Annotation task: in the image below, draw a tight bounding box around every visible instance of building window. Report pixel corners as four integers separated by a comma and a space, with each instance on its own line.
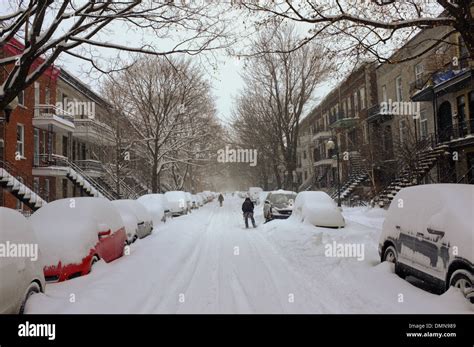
62, 179, 68, 198
347, 97, 352, 113
34, 128, 40, 166
18, 90, 25, 106
42, 130, 47, 155
399, 119, 408, 143
16, 124, 25, 158
44, 179, 50, 202
396, 76, 403, 102
420, 110, 428, 139
362, 122, 369, 144
303, 150, 307, 159
33, 177, 40, 194
353, 91, 358, 113
45, 87, 51, 105
382, 85, 387, 102
360, 87, 366, 109
414, 63, 424, 85
457, 95, 466, 136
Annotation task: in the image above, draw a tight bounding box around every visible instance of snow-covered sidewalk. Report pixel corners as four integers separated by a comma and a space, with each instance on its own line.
27, 197, 473, 314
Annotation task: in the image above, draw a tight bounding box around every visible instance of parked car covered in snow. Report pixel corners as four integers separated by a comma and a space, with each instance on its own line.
291, 191, 345, 228
29, 197, 127, 282
137, 193, 171, 225
185, 192, 193, 211
0, 208, 45, 314
165, 191, 188, 216
112, 200, 153, 243
264, 190, 297, 222
379, 184, 473, 302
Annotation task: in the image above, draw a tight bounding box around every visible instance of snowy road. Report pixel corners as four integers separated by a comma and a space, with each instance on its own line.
27, 196, 473, 314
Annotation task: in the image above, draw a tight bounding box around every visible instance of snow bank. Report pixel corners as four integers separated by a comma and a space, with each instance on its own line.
29, 197, 124, 266
291, 191, 345, 228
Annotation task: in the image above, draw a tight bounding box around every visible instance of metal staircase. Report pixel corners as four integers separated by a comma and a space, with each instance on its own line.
0, 161, 47, 211
375, 141, 449, 207
101, 164, 140, 199
331, 151, 368, 201
65, 160, 115, 200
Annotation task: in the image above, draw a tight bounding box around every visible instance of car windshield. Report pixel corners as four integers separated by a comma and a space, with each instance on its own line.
270, 193, 296, 204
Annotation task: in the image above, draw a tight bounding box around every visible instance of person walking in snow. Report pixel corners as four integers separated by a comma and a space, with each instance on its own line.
242, 197, 256, 228
218, 193, 224, 207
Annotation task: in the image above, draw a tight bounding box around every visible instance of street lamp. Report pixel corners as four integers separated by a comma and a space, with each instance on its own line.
326, 137, 341, 207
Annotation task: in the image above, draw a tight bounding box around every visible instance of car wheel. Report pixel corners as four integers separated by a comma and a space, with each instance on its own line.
450, 270, 473, 302
19, 282, 41, 314
90, 255, 99, 271
383, 246, 405, 278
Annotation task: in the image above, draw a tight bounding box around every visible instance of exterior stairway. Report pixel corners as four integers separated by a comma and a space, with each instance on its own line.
331, 151, 368, 201
331, 172, 369, 200
375, 143, 449, 207
0, 161, 47, 211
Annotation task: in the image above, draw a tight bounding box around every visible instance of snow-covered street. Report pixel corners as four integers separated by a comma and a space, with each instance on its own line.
26, 196, 473, 314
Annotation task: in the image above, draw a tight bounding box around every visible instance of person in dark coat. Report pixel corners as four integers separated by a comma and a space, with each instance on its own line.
241, 197, 256, 228
218, 193, 224, 207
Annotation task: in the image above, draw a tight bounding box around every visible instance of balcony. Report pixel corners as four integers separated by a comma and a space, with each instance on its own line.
33, 105, 75, 133
73, 118, 115, 146
32, 154, 70, 177
329, 111, 358, 129
312, 130, 332, 142
73, 159, 105, 177
412, 68, 473, 102
436, 119, 474, 146
367, 104, 394, 124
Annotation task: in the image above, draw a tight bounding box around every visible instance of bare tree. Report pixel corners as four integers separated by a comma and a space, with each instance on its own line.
104, 56, 219, 193
0, 0, 230, 109
233, 23, 328, 190
244, 1, 473, 65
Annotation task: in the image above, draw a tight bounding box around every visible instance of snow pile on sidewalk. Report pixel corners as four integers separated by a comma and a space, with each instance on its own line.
259, 206, 472, 314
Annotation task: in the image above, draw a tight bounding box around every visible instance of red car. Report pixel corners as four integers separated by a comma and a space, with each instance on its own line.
30, 197, 127, 282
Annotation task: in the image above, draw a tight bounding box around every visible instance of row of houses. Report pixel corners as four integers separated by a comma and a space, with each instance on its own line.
296, 24, 473, 206
0, 39, 148, 215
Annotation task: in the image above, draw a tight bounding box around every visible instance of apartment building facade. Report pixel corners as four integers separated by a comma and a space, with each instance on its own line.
298, 61, 378, 199
1, 39, 146, 214
297, 23, 473, 205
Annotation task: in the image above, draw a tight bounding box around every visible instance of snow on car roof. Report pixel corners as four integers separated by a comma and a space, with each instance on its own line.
386, 184, 474, 258
270, 189, 297, 195
29, 197, 124, 266
164, 191, 186, 200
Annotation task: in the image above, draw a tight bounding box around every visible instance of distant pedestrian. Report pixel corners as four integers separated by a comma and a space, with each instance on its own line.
218, 193, 224, 207
241, 197, 256, 228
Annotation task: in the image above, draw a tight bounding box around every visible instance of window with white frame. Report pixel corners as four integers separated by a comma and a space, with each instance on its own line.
420, 109, 428, 139
414, 63, 424, 85
382, 85, 387, 102
16, 124, 25, 157
360, 87, 366, 109
353, 91, 358, 112
396, 76, 403, 102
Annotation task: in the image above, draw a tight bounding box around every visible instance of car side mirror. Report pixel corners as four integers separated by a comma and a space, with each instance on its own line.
265, 200, 270, 204
98, 223, 111, 239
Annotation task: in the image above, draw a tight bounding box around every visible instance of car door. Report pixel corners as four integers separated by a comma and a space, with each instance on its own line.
412, 226, 448, 281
